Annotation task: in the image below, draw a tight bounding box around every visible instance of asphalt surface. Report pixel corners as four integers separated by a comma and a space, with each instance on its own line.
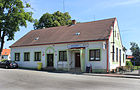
0, 68, 140, 90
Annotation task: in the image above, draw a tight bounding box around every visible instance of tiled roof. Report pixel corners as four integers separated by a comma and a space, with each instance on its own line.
10, 18, 116, 47
126, 55, 133, 59
1, 49, 10, 56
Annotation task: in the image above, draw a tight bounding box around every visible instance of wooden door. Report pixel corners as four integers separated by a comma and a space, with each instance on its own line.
75, 53, 81, 67
47, 54, 53, 67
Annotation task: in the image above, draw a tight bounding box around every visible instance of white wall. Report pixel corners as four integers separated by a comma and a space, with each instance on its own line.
11, 41, 107, 71
85, 42, 107, 70
109, 19, 126, 71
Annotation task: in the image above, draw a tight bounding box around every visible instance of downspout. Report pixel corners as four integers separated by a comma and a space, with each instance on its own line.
106, 40, 109, 72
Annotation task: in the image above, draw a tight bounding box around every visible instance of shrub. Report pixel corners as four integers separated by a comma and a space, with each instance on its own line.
126, 61, 133, 66
0, 59, 8, 62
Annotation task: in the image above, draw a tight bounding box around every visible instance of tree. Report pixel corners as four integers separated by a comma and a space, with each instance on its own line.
0, 0, 33, 58
33, 11, 72, 29
130, 42, 140, 66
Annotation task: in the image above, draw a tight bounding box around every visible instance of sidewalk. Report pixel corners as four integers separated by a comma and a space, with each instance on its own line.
84, 70, 140, 79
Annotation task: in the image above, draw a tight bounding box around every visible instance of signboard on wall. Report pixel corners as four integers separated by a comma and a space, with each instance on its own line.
67, 43, 88, 49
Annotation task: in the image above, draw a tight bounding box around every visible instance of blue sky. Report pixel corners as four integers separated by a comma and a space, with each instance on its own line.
4, 0, 140, 54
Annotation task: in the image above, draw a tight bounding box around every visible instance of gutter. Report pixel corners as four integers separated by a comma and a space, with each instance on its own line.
10, 39, 107, 48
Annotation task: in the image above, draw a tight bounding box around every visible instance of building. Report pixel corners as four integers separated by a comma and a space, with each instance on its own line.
1, 49, 11, 60
126, 55, 133, 62
10, 18, 126, 72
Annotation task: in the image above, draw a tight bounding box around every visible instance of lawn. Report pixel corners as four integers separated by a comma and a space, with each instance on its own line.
133, 66, 140, 70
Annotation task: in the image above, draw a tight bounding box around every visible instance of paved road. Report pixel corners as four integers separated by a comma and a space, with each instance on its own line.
0, 68, 140, 90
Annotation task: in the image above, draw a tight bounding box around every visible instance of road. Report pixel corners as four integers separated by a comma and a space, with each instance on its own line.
0, 68, 140, 90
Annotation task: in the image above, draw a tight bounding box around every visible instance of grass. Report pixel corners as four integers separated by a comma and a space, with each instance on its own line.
133, 66, 140, 70
126, 66, 140, 70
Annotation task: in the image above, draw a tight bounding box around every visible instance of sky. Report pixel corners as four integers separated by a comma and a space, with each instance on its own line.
4, 0, 140, 54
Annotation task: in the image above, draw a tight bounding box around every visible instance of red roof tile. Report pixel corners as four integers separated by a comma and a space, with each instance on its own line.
2, 49, 10, 55
10, 18, 116, 48
126, 55, 133, 59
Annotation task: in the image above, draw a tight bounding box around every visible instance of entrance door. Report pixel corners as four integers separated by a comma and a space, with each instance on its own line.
47, 54, 53, 67
75, 53, 81, 67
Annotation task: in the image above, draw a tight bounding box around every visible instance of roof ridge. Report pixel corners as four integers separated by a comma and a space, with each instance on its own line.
31, 17, 116, 31
78, 17, 116, 24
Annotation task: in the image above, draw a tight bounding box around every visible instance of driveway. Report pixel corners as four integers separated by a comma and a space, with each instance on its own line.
0, 68, 140, 90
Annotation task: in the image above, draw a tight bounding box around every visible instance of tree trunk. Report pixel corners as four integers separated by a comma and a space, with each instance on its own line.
0, 31, 5, 60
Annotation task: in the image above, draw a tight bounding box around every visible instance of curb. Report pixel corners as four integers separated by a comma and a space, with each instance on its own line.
83, 73, 140, 79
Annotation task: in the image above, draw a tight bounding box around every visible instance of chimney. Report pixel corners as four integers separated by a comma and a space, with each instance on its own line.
72, 20, 76, 25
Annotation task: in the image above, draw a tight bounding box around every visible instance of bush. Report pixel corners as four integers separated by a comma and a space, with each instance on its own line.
132, 61, 140, 66
0, 59, 8, 62
126, 61, 133, 66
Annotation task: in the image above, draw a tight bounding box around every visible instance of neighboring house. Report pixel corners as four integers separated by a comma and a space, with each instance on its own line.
126, 55, 133, 62
10, 18, 126, 72
1, 49, 11, 60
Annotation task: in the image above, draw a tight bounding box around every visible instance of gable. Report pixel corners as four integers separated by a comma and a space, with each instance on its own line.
109, 18, 123, 48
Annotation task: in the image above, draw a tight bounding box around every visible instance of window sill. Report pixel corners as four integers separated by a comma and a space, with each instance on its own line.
15, 60, 20, 61
24, 60, 30, 62
89, 60, 100, 61
34, 60, 41, 61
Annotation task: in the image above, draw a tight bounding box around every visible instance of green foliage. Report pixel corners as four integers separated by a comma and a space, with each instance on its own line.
130, 42, 140, 65
133, 66, 140, 70
33, 11, 72, 29
126, 61, 133, 66
0, 0, 33, 55
0, 59, 8, 62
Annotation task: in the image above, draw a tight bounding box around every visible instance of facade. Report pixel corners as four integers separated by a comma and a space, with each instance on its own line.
10, 18, 126, 72
1, 49, 11, 60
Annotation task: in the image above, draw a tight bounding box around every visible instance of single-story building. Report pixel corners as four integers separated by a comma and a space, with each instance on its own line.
126, 55, 133, 62
10, 18, 126, 72
1, 49, 11, 60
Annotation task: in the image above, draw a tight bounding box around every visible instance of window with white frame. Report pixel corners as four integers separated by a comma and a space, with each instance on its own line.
116, 48, 118, 62
89, 49, 100, 61
59, 51, 67, 61
34, 52, 41, 61
24, 52, 30, 61
15, 53, 20, 61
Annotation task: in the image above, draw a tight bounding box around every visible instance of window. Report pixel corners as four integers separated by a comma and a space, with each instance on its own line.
89, 49, 100, 61
114, 30, 116, 37
117, 33, 119, 39
119, 49, 121, 61
59, 51, 67, 61
123, 54, 125, 63
24, 52, 30, 61
112, 46, 115, 62
116, 48, 118, 62
34, 52, 41, 61
15, 53, 20, 61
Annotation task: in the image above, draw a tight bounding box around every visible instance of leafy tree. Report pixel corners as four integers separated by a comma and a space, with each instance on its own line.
33, 11, 72, 29
130, 42, 140, 65
0, 0, 33, 57
126, 61, 133, 66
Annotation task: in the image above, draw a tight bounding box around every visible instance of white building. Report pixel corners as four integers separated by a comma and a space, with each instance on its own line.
10, 18, 125, 72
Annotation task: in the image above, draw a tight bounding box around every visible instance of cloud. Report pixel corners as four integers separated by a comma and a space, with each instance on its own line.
114, 0, 140, 6
126, 49, 132, 55
97, 0, 140, 9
